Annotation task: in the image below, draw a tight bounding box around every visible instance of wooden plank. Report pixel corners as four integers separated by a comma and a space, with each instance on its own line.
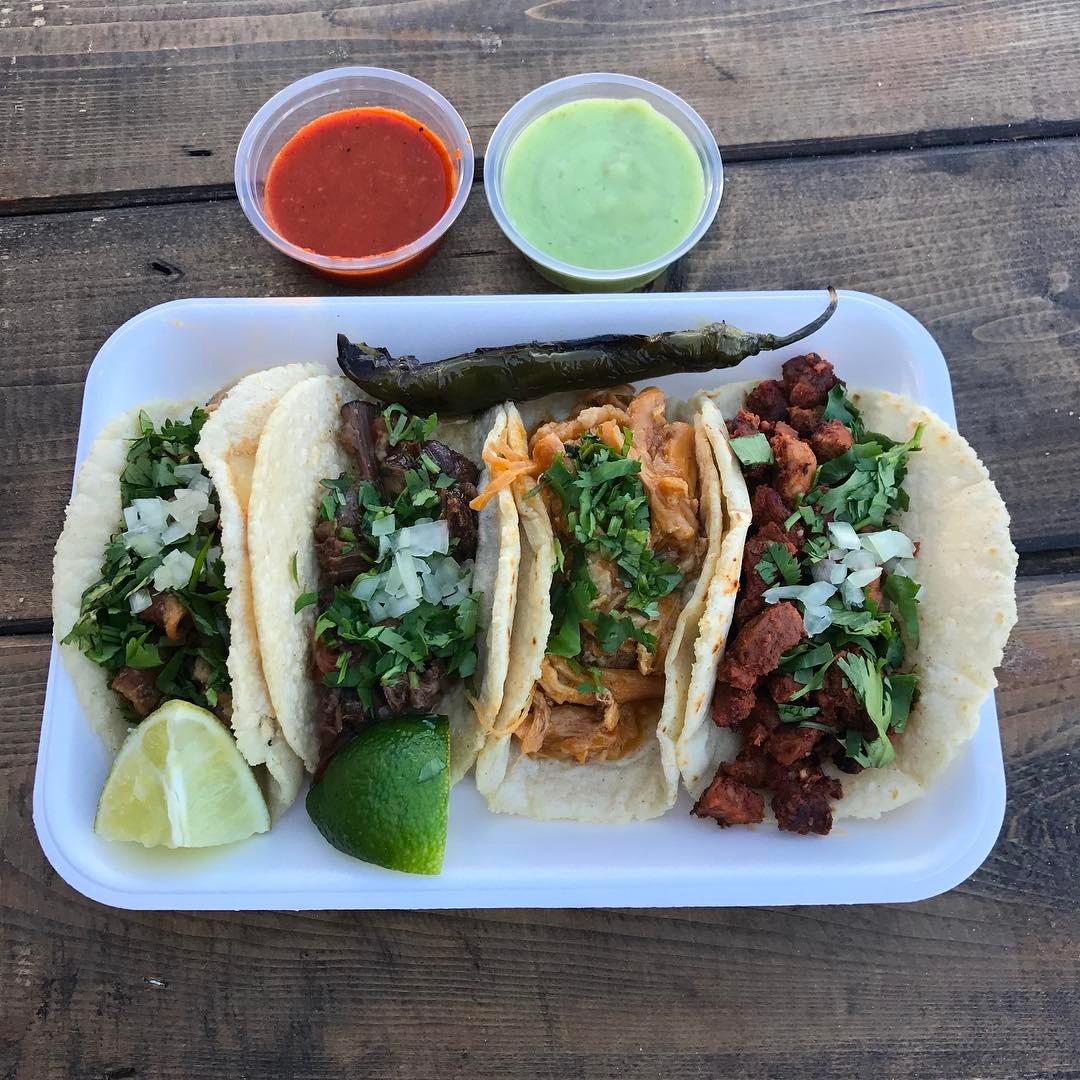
2, 574, 1078, 1079
3, 0, 1080, 206
3, 137, 1079, 625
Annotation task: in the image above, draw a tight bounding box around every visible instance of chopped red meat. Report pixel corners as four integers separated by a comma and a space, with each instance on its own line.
771, 774, 843, 835
781, 353, 840, 408
719, 745, 769, 788
750, 485, 791, 530
811, 419, 854, 461
769, 421, 818, 501
745, 379, 789, 422
742, 694, 781, 748
711, 683, 756, 729
728, 408, 762, 439
766, 724, 823, 766
692, 774, 765, 827
787, 406, 821, 437
718, 602, 805, 691
767, 672, 802, 703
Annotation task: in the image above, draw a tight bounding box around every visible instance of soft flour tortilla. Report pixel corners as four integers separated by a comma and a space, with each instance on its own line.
679, 381, 1018, 819
53, 400, 198, 753
198, 364, 319, 818
474, 394, 725, 824
247, 375, 517, 783
675, 397, 753, 793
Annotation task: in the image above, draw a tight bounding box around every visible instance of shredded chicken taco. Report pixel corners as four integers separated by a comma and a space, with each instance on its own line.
473, 386, 728, 822
678, 355, 1018, 834
246, 375, 519, 784
52, 365, 317, 818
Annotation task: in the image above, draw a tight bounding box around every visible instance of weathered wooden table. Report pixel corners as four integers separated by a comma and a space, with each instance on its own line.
2, 3, 1078, 1077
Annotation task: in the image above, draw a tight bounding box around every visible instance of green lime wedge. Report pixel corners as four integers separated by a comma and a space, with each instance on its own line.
306, 714, 450, 875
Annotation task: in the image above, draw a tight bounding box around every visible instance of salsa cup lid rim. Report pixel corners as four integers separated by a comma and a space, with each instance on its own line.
235, 66, 475, 273
484, 72, 724, 284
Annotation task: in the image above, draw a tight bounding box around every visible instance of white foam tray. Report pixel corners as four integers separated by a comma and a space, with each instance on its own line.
34, 291, 1006, 909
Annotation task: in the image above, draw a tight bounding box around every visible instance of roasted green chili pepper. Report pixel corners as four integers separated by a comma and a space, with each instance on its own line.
337, 288, 838, 417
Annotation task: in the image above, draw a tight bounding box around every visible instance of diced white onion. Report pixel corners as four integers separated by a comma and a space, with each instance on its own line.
160, 521, 192, 545
123, 529, 163, 558
842, 548, 878, 572
860, 530, 915, 563
841, 577, 866, 608
847, 566, 883, 589
128, 588, 152, 615
174, 463, 204, 481
351, 575, 381, 601
133, 497, 168, 532
393, 520, 450, 558
123, 505, 140, 531
153, 549, 195, 591
803, 605, 834, 636
372, 514, 396, 538
763, 581, 837, 607
885, 556, 917, 578
827, 521, 861, 550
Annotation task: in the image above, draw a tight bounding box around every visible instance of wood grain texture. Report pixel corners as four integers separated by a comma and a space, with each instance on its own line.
2, 574, 1077, 1080
4, 136, 1080, 625
3, 0, 1080, 206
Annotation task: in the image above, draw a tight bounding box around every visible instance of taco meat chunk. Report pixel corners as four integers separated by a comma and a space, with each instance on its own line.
110, 667, 163, 719
698, 354, 926, 836
692, 774, 765, 827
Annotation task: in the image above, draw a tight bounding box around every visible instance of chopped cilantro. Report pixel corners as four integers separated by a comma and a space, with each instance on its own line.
777, 703, 821, 723
383, 404, 437, 446
756, 541, 801, 587
61, 407, 231, 720
294, 591, 318, 613
883, 573, 921, 647
538, 431, 683, 664
729, 433, 774, 467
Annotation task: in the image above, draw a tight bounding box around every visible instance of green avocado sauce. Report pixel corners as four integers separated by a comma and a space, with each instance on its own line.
500, 97, 706, 271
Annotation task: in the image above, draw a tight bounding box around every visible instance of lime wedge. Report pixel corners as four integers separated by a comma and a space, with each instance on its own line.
306, 714, 449, 875
95, 699, 270, 848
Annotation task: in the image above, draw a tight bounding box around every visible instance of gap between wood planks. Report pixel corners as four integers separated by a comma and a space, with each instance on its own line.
4, 123, 1080, 218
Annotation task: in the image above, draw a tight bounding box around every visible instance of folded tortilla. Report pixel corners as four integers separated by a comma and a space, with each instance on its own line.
246, 375, 518, 783
52, 364, 318, 819
677, 382, 1018, 819
474, 393, 729, 823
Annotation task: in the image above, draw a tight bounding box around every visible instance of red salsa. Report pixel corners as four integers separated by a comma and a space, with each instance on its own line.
264, 107, 455, 259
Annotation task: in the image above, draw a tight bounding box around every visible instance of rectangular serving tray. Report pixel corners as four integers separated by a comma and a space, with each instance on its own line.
34, 290, 1006, 910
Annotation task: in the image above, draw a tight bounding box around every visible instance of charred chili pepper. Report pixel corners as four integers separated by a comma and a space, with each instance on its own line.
337, 288, 838, 417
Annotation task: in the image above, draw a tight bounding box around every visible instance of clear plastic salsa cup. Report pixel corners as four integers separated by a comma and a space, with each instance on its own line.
484, 73, 724, 292
235, 67, 474, 285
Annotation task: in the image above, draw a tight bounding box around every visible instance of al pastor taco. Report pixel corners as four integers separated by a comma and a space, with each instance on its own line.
246, 375, 519, 783
677, 355, 1018, 834
52, 365, 317, 818
473, 385, 729, 823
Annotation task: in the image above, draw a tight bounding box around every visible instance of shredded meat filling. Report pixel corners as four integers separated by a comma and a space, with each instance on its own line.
513, 387, 702, 766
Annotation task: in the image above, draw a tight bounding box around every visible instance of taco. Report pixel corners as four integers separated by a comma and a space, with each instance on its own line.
246, 375, 519, 783
677, 354, 1018, 834
472, 385, 728, 822
52, 365, 318, 818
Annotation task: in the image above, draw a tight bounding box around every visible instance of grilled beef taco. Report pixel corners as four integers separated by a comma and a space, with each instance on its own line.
677, 355, 1018, 834
472, 386, 729, 822
246, 375, 519, 782
52, 365, 317, 818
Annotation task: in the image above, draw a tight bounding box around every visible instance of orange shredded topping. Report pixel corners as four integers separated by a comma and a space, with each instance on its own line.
469, 433, 538, 511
